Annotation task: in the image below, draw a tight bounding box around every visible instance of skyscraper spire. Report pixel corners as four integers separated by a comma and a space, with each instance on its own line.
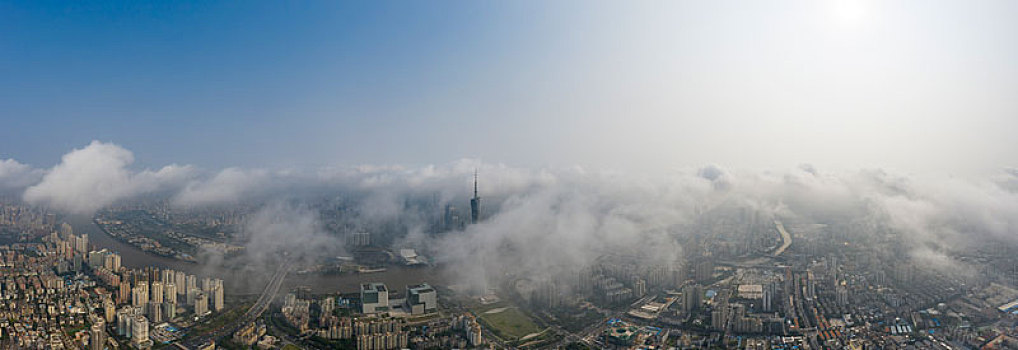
470, 169, 480, 224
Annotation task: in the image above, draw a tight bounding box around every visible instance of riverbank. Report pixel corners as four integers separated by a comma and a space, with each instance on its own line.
68, 215, 450, 295
92, 216, 197, 263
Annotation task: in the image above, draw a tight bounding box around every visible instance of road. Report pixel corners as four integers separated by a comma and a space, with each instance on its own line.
773, 220, 793, 256
179, 259, 292, 348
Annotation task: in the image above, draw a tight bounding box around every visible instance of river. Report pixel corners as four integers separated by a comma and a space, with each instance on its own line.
68, 216, 448, 295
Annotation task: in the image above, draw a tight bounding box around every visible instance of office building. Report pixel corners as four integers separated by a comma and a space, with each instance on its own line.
405, 283, 438, 314
360, 283, 389, 314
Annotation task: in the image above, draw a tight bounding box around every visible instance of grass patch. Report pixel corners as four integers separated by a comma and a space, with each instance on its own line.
180, 302, 250, 341
475, 306, 542, 340
282, 345, 301, 350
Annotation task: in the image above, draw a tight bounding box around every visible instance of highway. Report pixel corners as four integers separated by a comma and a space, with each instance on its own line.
179, 259, 291, 349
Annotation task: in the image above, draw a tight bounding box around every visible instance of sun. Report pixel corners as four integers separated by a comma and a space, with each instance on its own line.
833, 0, 866, 23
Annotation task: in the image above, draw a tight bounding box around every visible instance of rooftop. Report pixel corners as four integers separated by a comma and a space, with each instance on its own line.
361, 283, 387, 292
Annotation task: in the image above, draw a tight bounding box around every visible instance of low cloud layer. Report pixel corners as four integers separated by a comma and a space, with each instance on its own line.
0, 159, 44, 192
234, 202, 344, 268
173, 168, 271, 207
22, 141, 194, 214
6, 142, 1018, 290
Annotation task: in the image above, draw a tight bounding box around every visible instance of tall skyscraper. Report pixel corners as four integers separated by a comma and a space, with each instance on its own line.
212, 280, 224, 312
163, 302, 177, 320
201, 277, 212, 292
116, 307, 134, 337
150, 281, 163, 304
103, 296, 116, 323
132, 283, 149, 313
470, 170, 480, 224
109, 253, 121, 272
161, 269, 174, 284
119, 281, 131, 305
321, 297, 335, 319
187, 287, 198, 305
186, 274, 198, 293
762, 282, 775, 312
443, 204, 461, 231
77, 234, 89, 253
682, 284, 702, 313
195, 292, 209, 316
711, 308, 724, 331
148, 302, 163, 323
131, 315, 150, 348
712, 293, 730, 332
174, 271, 186, 296
90, 319, 106, 350
164, 283, 177, 305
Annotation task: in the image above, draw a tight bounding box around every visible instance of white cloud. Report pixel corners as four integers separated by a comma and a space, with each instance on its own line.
14, 141, 1018, 285
173, 168, 271, 207
23, 141, 194, 214
0, 159, 44, 191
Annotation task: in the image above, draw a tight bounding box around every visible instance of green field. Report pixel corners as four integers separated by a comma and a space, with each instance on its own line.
281, 345, 301, 350
473, 303, 543, 340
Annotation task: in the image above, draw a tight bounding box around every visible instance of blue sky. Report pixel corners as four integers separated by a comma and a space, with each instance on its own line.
2, 1, 1017, 174
2, 1, 539, 168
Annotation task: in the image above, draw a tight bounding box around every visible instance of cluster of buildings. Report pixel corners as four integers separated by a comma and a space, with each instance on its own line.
602, 319, 669, 347
576, 258, 680, 306
359, 282, 437, 316
129, 200, 250, 228
515, 211, 1018, 350
0, 241, 93, 348
94, 207, 244, 262
232, 321, 278, 349
307, 313, 484, 350
84, 234, 229, 348
0, 218, 231, 350
0, 201, 59, 241
441, 172, 483, 232
274, 281, 485, 349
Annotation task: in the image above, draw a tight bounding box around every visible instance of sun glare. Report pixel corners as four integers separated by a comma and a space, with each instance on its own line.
833, 0, 866, 23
